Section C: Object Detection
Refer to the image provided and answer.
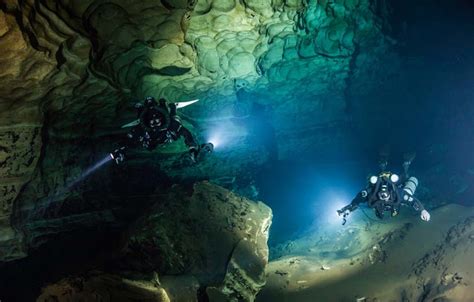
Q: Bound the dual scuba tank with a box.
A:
[369,173,418,200]
[403,176,418,201]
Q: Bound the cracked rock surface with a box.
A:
[37,181,272,302]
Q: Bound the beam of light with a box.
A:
[206,128,229,150]
[207,132,224,149]
[66,155,113,190]
[205,120,247,150]
[29,155,113,219]
[312,189,355,228]
[327,196,352,226]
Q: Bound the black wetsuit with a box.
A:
[344,177,425,219]
[117,98,198,158]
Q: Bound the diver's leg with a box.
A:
[175,125,200,163]
[403,152,416,178]
[379,145,390,171]
[111,127,143,164]
[179,126,198,149]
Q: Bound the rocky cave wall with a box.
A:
[0,0,394,261]
[34,182,273,302]
[0,0,396,300]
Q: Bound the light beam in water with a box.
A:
[30,155,113,218]
[206,120,247,150]
[65,155,113,190]
[311,189,354,228]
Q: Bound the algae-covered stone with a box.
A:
[228,52,256,77]
[37,272,171,302]
[243,0,274,17]
[212,0,237,12]
[123,181,272,299]
[207,238,270,301]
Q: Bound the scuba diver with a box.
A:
[337,152,431,225]
[110,96,213,164]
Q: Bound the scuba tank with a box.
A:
[403,177,418,200]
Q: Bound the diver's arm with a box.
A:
[413,198,430,221]
[110,126,144,164]
[409,197,425,212]
[401,191,430,221]
[337,190,368,225]
[410,197,431,219]
[338,190,368,215]
[400,176,430,221]
[177,124,198,149]
[173,120,201,162]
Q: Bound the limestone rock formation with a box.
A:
[0,0,394,264]
[1,0,472,301]
[37,272,171,302]
[0,0,398,300]
[123,181,272,301]
[36,181,272,302]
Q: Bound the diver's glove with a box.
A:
[199,142,214,155]
[185,143,214,164]
[110,147,126,164]
[420,209,431,222]
[337,208,348,216]
[337,203,357,215]
[337,204,355,225]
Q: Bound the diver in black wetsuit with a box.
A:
[110,97,213,164]
[337,153,431,225]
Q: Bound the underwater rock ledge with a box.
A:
[36,181,273,302]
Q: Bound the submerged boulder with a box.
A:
[37,272,171,302]
[37,181,272,301]
[123,181,272,300]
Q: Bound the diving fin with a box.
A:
[175,99,199,109]
[404,152,416,163]
[403,152,416,177]
[121,119,140,128]
[121,99,198,128]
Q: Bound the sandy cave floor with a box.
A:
[257,204,474,302]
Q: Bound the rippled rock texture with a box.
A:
[0,0,394,300]
[0,0,392,263]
